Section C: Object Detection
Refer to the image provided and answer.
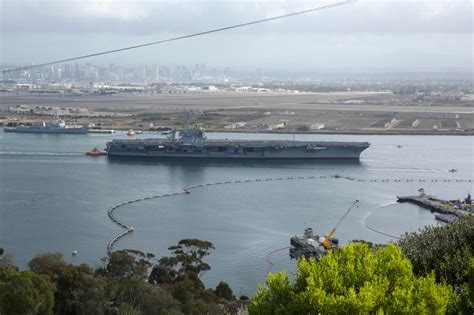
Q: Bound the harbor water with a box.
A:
[0,131,472,295]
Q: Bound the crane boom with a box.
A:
[323,200,359,249]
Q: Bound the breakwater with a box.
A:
[105,175,472,253]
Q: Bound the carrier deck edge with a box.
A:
[106,128,369,159]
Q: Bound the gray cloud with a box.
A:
[2,1,472,35]
[1,0,472,70]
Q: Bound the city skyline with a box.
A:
[3,61,472,84]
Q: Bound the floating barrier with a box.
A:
[106,190,188,253]
[105,174,470,253]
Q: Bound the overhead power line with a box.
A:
[2,1,355,74]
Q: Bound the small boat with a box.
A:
[127,129,136,136]
[448,169,457,173]
[396,145,403,148]
[184,189,191,194]
[86,148,107,156]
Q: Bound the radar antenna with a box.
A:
[184,111,191,129]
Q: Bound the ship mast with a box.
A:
[184,111,191,129]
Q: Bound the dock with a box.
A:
[88,129,115,134]
[397,193,472,220]
[434,214,458,224]
[290,233,327,260]
[396,195,453,214]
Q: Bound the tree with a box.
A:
[148,265,175,285]
[107,278,181,315]
[69,273,108,315]
[166,239,215,275]
[29,252,108,314]
[147,239,226,314]
[215,281,234,300]
[249,243,452,314]
[99,249,152,280]
[28,252,64,274]
[149,239,215,285]
[0,252,18,272]
[0,270,55,315]
[398,214,474,313]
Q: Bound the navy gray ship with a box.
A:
[4,114,88,134]
[106,127,369,159]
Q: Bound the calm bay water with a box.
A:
[0,131,472,295]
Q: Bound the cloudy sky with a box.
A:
[1,0,472,72]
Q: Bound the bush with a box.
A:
[249,242,452,314]
[0,270,55,315]
[398,215,474,313]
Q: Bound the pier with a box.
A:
[397,193,472,219]
[88,129,115,134]
[396,195,453,214]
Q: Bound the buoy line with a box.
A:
[265,246,292,266]
[364,224,401,240]
[106,191,187,253]
[106,174,470,253]
[361,204,402,240]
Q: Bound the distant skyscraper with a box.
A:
[74,63,80,80]
[152,64,160,81]
[64,64,73,80]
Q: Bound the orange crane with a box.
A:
[322,200,359,250]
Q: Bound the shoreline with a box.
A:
[109,128,474,136]
[1,126,472,136]
[206,129,474,136]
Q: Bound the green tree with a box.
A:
[29,252,108,314]
[0,270,55,315]
[398,214,474,313]
[28,252,63,274]
[0,252,18,272]
[167,239,215,275]
[215,281,234,300]
[249,242,452,314]
[99,249,152,280]
[107,278,181,315]
[148,239,225,314]
[149,239,215,284]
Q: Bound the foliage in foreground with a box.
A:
[0,270,55,315]
[249,242,452,314]
[2,215,472,314]
[398,214,474,314]
[0,240,244,315]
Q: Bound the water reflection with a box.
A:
[106,156,362,168]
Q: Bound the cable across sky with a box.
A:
[2,1,355,74]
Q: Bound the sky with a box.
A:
[1,0,472,72]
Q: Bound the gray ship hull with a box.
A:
[4,127,88,134]
[106,139,369,159]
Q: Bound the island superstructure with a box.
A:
[106,127,369,159]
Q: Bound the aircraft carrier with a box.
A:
[106,127,369,159]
